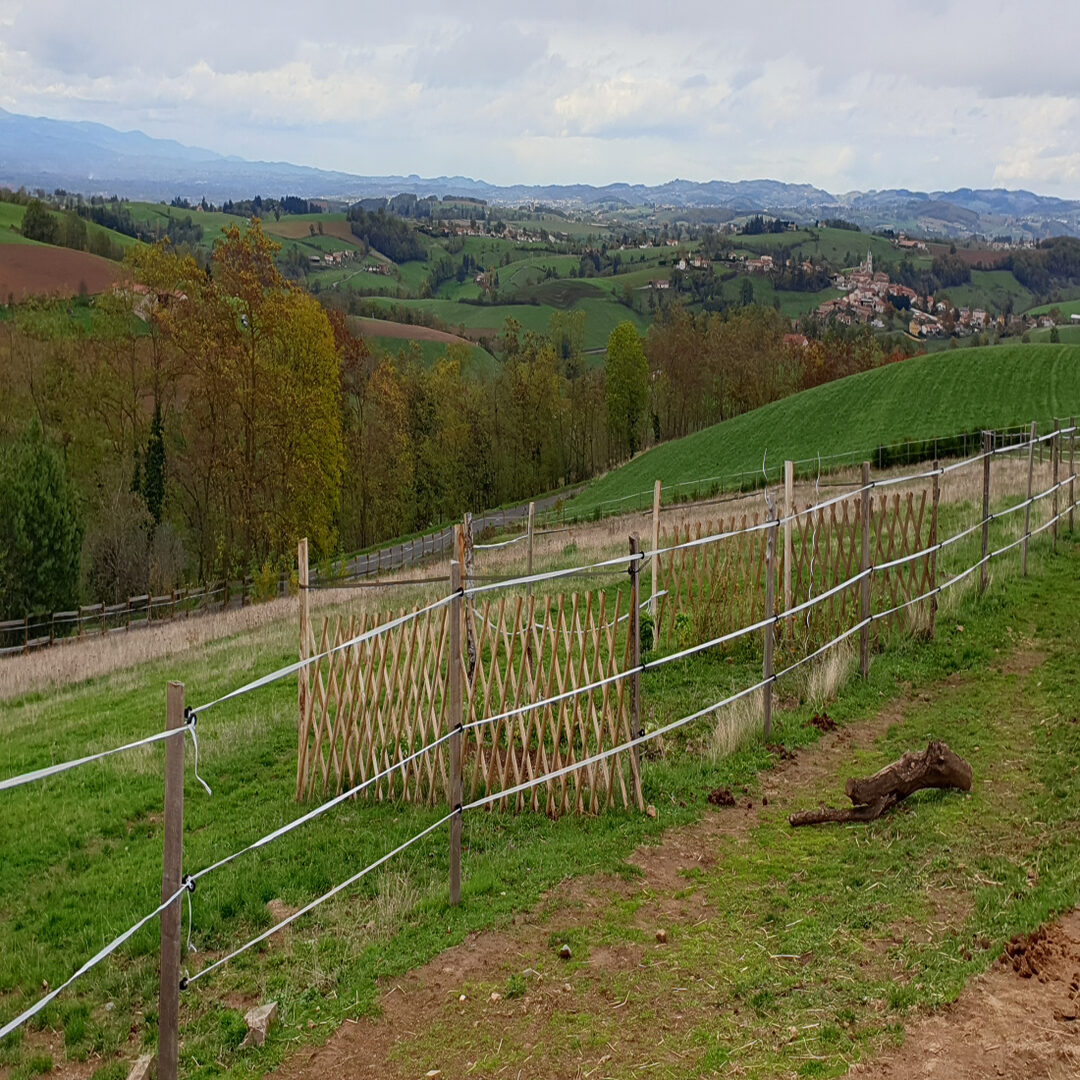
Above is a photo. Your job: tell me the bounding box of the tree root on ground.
[789,740,972,827]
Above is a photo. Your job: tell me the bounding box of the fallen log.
[789,740,972,827]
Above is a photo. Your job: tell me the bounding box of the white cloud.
[0,0,1079,193]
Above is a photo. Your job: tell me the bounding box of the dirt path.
[273,690,947,1080]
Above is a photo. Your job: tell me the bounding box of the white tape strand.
[0,884,186,1041]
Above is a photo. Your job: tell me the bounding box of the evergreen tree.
[144,402,166,525]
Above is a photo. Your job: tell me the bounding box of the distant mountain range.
[3,107,1080,238]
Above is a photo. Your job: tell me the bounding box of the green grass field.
[942,269,1034,316]
[567,343,1080,514]
[364,294,649,351]
[715,273,845,317]
[1025,297,1080,318]
[1,519,1078,1077]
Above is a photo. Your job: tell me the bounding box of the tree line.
[0,220,911,619]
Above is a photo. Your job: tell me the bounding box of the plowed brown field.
[0,245,125,301]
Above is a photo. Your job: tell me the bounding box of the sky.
[2,0,1080,196]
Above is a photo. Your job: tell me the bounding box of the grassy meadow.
[0,484,1077,1077]
[567,344,1080,515]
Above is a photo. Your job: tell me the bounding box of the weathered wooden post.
[980,432,992,596]
[929,460,940,639]
[859,462,872,680]
[1052,418,1060,553]
[650,480,662,619]
[628,536,644,809]
[1070,417,1076,533]
[783,460,794,633]
[448,559,463,905]
[1022,421,1037,576]
[296,538,309,801]
[159,681,184,1080]
[763,509,778,738]
[461,515,476,683]
[526,501,536,597]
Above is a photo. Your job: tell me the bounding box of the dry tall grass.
[2,445,1068,704]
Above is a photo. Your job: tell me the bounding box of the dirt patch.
[810,710,837,732]
[273,685,912,1080]
[348,316,475,348]
[852,910,1080,1079]
[268,220,359,245]
[0,245,125,301]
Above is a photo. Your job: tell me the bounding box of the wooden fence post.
[1052,419,1060,554]
[763,510,777,739]
[461,515,476,683]
[296,539,309,802]
[1070,417,1076,534]
[526,501,536,597]
[100,603,106,637]
[159,681,184,1080]
[929,460,940,639]
[783,460,794,631]
[859,462,872,680]
[980,432,992,596]
[628,536,644,808]
[449,559,463,906]
[1022,421,1037,576]
[650,481,661,619]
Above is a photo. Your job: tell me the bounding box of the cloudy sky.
[2,0,1080,196]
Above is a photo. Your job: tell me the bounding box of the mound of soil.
[706,786,736,806]
[810,710,837,732]
[858,910,1080,1078]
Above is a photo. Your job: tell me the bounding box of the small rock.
[655,929,667,944]
[562,983,572,993]
[646,805,658,819]
[426,1071,442,1078]
[559,943,572,960]
[306,1020,315,1030]
[489,991,502,1003]
[240,1002,279,1049]
[458,994,467,1002]
[125,1053,155,1080]
[105,1001,115,1012]
[1054,1004,1078,1022]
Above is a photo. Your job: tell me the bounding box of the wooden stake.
[462,515,476,682]
[628,536,643,806]
[159,682,184,1080]
[980,432,992,596]
[1022,420,1036,577]
[783,460,794,631]
[1052,419,1060,553]
[859,462,871,680]
[929,460,940,639]
[526,501,536,595]
[650,480,661,619]
[1070,417,1076,534]
[763,511,777,739]
[449,560,463,906]
[296,538,309,802]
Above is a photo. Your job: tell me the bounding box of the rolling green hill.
[566,344,1080,515]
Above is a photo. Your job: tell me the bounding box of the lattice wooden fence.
[297,589,641,815]
[655,489,932,653]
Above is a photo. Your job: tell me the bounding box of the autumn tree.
[605,321,649,459]
[138,220,343,571]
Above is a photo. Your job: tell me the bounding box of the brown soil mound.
[0,245,124,301]
[855,910,1080,1078]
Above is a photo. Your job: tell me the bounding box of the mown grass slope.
[569,343,1080,513]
